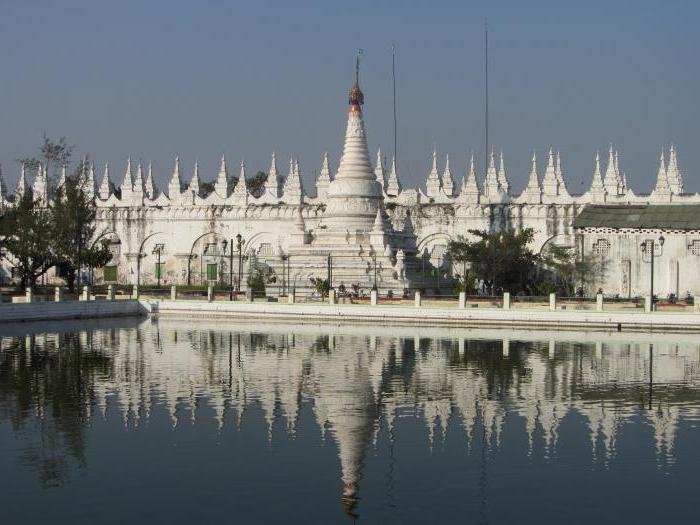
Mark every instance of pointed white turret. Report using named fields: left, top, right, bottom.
left=83, top=161, right=97, bottom=199
left=374, top=147, right=386, bottom=191
left=233, top=160, right=248, bottom=196
left=483, top=150, right=501, bottom=199
left=144, top=162, right=156, bottom=199
left=370, top=205, right=389, bottom=249
left=168, top=157, right=183, bottom=201
left=386, top=155, right=401, bottom=197
left=282, top=156, right=304, bottom=203
left=214, top=155, right=229, bottom=198
left=666, top=145, right=684, bottom=194
left=99, top=162, right=111, bottom=200
left=497, top=151, right=510, bottom=195
left=588, top=151, right=606, bottom=200
left=32, top=163, right=49, bottom=206
left=441, top=154, right=454, bottom=197
left=554, top=151, right=569, bottom=196
left=425, top=148, right=441, bottom=198
left=316, top=152, right=332, bottom=199
left=520, top=151, right=542, bottom=203
left=603, top=145, right=620, bottom=196
left=16, top=163, right=27, bottom=199
left=188, top=161, right=201, bottom=197
left=120, top=157, right=134, bottom=199
left=542, top=147, right=559, bottom=197
left=458, top=154, right=480, bottom=203
left=133, top=162, right=145, bottom=199
left=264, top=152, right=280, bottom=198
left=58, top=164, right=68, bottom=190
left=652, top=150, right=671, bottom=197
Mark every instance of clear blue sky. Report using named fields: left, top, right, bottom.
left=1, top=0, right=698, bottom=194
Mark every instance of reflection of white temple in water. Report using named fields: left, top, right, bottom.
left=3, top=321, right=700, bottom=513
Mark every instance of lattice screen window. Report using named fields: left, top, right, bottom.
left=204, top=243, right=218, bottom=256
left=593, top=239, right=611, bottom=256
left=430, top=245, right=447, bottom=258
left=689, top=240, right=700, bottom=255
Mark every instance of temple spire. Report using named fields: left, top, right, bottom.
left=520, top=151, right=541, bottom=203
left=555, top=151, right=570, bottom=197
left=441, top=154, right=454, bottom=197
left=188, top=160, right=200, bottom=197
left=145, top=162, right=155, bottom=199
left=603, top=145, right=620, bottom=196
left=588, top=151, right=606, bottom=198
left=168, top=157, right=183, bottom=200
left=653, top=149, right=670, bottom=195
left=16, top=163, right=27, bottom=199
left=458, top=153, right=480, bottom=202
left=666, top=144, right=684, bottom=194
left=497, top=151, right=509, bottom=195
left=386, top=155, right=401, bottom=197
left=120, top=157, right=133, bottom=195
left=99, top=162, right=111, bottom=200
left=374, top=147, right=386, bottom=191
left=233, top=160, right=248, bottom=196
left=133, top=162, right=145, bottom=197
left=425, top=148, right=441, bottom=198
left=215, top=155, right=229, bottom=198
left=542, top=147, right=559, bottom=197
left=316, top=152, right=332, bottom=199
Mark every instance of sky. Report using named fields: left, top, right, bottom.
left=0, top=0, right=698, bottom=195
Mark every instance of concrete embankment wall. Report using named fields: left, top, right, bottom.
left=0, top=300, right=143, bottom=324
left=144, top=300, right=700, bottom=332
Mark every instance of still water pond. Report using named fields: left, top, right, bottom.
left=1, top=317, right=699, bottom=524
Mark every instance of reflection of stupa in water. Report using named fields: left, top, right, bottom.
left=3, top=322, right=700, bottom=515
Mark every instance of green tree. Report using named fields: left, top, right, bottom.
left=540, top=242, right=597, bottom=296
left=0, top=191, right=55, bottom=290
left=309, top=277, right=330, bottom=298
left=447, top=228, right=539, bottom=294
left=17, top=134, right=74, bottom=183
left=50, top=161, right=112, bottom=291
left=246, top=171, right=267, bottom=198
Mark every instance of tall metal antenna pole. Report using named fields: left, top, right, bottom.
left=485, top=19, right=489, bottom=168
left=392, top=44, right=398, bottom=164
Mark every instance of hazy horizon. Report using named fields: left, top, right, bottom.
left=1, top=0, right=698, bottom=195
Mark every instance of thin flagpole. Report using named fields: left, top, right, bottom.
left=392, top=44, right=397, bottom=165
left=485, top=19, right=489, bottom=167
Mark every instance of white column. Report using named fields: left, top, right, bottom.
left=596, top=293, right=604, bottom=312
left=370, top=289, right=378, bottom=306
left=502, top=292, right=510, bottom=310
left=132, top=285, right=139, bottom=299
left=25, top=288, right=33, bottom=303
left=288, top=289, right=295, bottom=304
left=107, top=285, right=115, bottom=301
left=54, top=287, right=63, bottom=302
left=414, top=290, right=421, bottom=307
left=207, top=286, right=214, bottom=302
left=549, top=293, right=556, bottom=312
left=171, top=285, right=177, bottom=301
left=329, top=289, right=336, bottom=305
left=644, top=296, right=652, bottom=313
left=82, top=286, right=90, bottom=301
left=458, top=291, right=466, bottom=309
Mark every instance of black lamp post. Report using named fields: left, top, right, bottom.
left=152, top=243, right=165, bottom=288
left=236, top=233, right=244, bottom=292
left=640, top=234, right=665, bottom=308
left=221, top=239, right=233, bottom=300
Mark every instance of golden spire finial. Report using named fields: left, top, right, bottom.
left=349, top=49, right=364, bottom=107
